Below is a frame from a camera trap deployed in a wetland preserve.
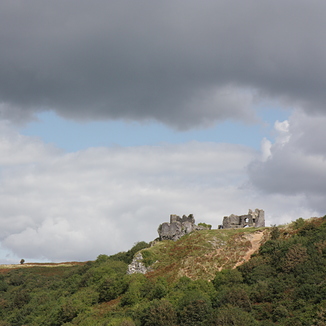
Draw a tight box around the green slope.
[140,227,270,281]
[1,216,326,325]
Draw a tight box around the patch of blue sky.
[21,107,291,152]
[256,104,290,127]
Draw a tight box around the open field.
[0,261,86,273]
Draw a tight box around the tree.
[141,299,177,326]
[20,259,25,265]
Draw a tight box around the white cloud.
[261,138,272,161]
[274,120,291,144]
[0,127,256,262]
[249,110,326,213]
[0,122,321,263]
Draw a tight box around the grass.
[142,227,270,282]
[0,262,86,276]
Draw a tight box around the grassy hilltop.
[1,217,326,325]
[136,227,270,281]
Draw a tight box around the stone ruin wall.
[157,209,265,242]
[220,208,265,229]
[157,214,207,241]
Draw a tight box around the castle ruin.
[220,208,265,229]
[157,209,265,242]
[157,214,207,241]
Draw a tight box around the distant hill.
[1,216,326,325]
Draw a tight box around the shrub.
[270,225,280,240]
[211,304,259,326]
[12,289,31,309]
[198,222,212,230]
[294,218,306,230]
[140,299,177,326]
[217,285,252,312]
[179,298,212,326]
[0,280,8,292]
[282,244,308,273]
[272,304,289,322]
[177,290,212,326]
[98,276,128,302]
[213,269,243,289]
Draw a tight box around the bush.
[0,280,8,292]
[270,225,280,240]
[12,289,31,309]
[179,300,211,326]
[294,218,306,230]
[217,285,252,312]
[98,276,128,302]
[213,269,243,289]
[177,290,212,326]
[272,304,289,322]
[120,274,147,307]
[211,304,259,326]
[140,299,177,326]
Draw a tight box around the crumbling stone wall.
[220,209,265,229]
[158,214,207,241]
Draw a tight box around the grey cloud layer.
[248,111,326,212]
[1,1,326,128]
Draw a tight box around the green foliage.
[177,290,212,326]
[294,217,306,229]
[98,275,128,302]
[211,304,259,326]
[198,222,212,230]
[141,249,157,267]
[217,285,252,312]
[110,241,150,264]
[0,280,8,292]
[140,277,169,301]
[140,299,177,326]
[12,288,31,309]
[120,273,148,307]
[270,225,280,240]
[213,268,243,289]
[2,217,326,325]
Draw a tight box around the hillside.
[134,227,270,281]
[1,216,326,325]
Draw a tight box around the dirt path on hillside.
[233,231,266,268]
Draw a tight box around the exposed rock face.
[127,252,151,275]
[158,214,207,241]
[221,209,265,229]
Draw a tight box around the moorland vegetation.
[1,217,326,325]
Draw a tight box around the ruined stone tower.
[221,208,265,229]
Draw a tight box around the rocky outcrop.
[220,208,265,229]
[158,214,207,241]
[127,252,151,275]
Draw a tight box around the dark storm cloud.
[1,1,326,128]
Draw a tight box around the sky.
[0,0,325,263]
